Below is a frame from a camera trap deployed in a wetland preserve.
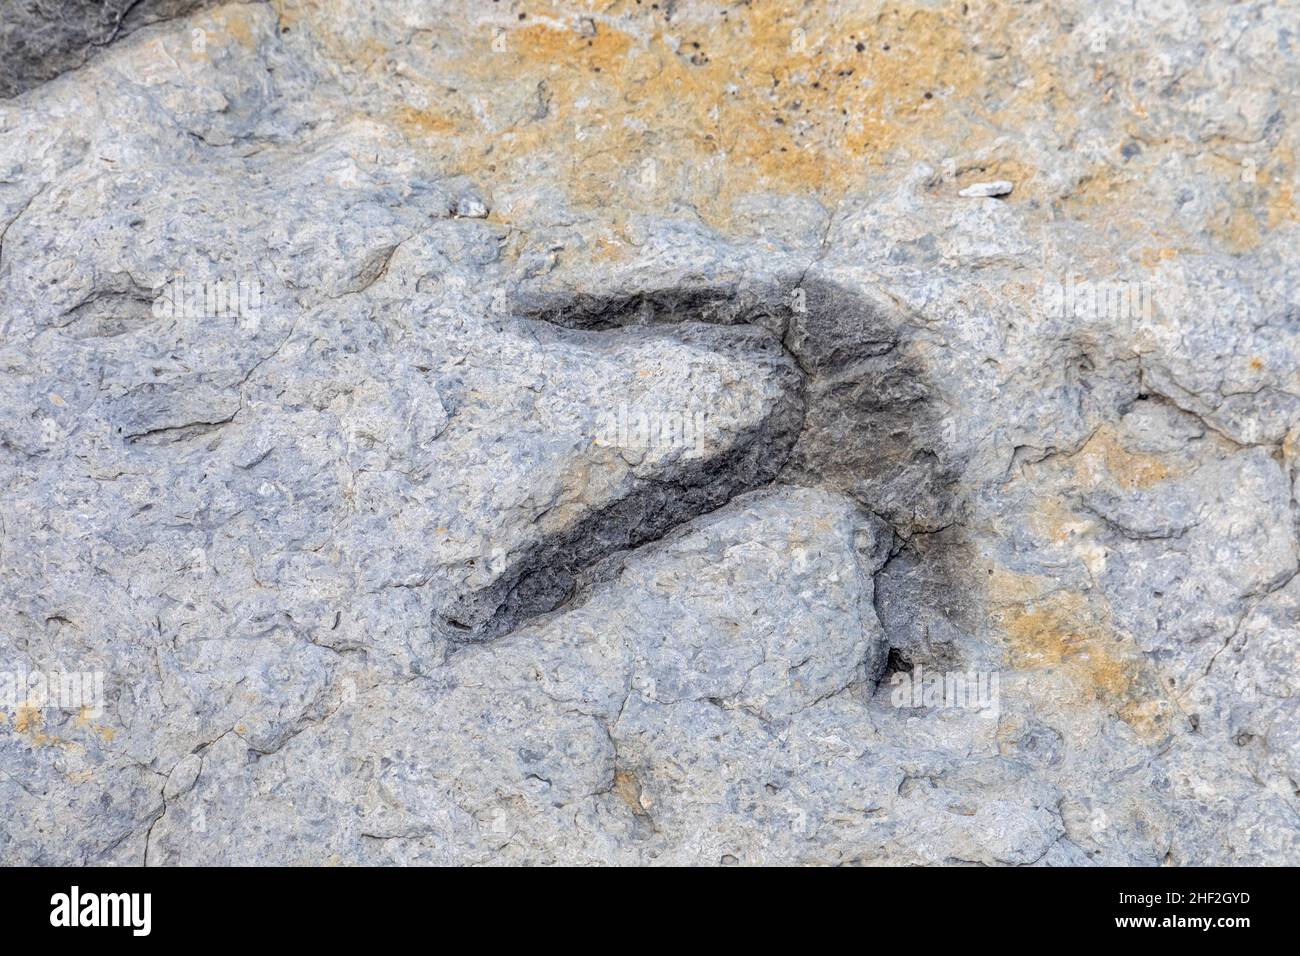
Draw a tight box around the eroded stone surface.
[0,0,1297,865]
[0,1,220,99]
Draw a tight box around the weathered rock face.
[0,1,220,98]
[0,0,1296,865]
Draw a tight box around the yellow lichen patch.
[94,725,118,744]
[1058,164,1139,211]
[591,232,633,263]
[1265,180,1298,230]
[989,574,1170,742]
[262,0,1300,265]
[1212,204,1263,254]
[1052,166,1171,253]
[13,705,59,747]
[391,105,460,137]
[215,5,261,50]
[1000,591,1127,679]
[612,769,651,817]
[1072,426,1177,491]
[8,705,95,749]
[269,0,302,30]
[1262,145,1299,229]
[1138,245,1182,267]
[1284,424,1300,462]
[67,708,120,745]
[13,705,41,736]
[281,0,1057,232]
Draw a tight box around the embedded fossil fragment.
[436,276,958,642]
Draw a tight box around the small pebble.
[958,180,1014,198]
[453,196,490,218]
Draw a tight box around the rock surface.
[0,1,220,99]
[0,0,1297,865]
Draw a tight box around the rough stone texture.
[0,0,1297,865]
[0,1,221,99]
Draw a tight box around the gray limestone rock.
[0,0,1297,866]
